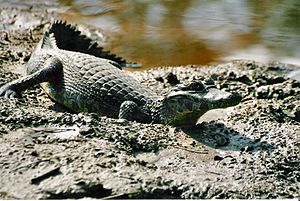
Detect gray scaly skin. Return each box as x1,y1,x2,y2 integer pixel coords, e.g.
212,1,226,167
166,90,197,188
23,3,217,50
0,21,241,126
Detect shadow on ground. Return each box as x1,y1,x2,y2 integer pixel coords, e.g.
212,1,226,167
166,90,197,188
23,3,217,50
180,122,274,152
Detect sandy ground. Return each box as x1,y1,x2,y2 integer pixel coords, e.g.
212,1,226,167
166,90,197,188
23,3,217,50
0,3,299,199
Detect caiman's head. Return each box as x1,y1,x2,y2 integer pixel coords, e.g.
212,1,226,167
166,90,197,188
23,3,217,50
160,79,242,126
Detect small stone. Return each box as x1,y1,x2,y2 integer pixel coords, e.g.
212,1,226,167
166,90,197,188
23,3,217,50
166,72,180,85
293,106,300,122
228,72,237,79
30,151,38,157
214,155,223,161
236,75,253,85
247,63,256,69
256,85,270,99
291,81,300,88
155,76,164,82
266,76,286,85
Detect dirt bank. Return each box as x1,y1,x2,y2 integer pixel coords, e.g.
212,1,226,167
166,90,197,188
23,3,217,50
0,4,299,199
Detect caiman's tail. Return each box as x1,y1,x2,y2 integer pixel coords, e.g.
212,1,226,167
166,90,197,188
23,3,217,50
44,20,128,68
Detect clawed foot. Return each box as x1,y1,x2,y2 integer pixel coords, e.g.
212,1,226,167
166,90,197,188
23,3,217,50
0,85,20,98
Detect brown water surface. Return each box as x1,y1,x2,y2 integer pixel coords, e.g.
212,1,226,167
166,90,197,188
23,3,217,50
59,1,300,68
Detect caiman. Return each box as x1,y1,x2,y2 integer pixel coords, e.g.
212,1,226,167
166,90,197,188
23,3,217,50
0,21,241,126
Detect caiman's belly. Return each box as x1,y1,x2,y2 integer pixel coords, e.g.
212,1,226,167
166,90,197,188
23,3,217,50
40,82,119,117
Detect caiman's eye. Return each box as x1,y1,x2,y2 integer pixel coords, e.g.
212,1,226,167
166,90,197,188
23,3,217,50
203,78,215,85
173,80,205,91
187,80,205,91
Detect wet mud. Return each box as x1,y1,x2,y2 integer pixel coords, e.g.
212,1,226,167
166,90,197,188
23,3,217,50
0,5,299,199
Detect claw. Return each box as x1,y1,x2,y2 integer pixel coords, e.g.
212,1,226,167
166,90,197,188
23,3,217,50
0,85,19,98
0,86,6,96
5,89,18,98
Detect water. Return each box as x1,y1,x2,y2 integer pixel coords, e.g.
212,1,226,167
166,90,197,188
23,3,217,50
10,0,300,68
57,0,300,68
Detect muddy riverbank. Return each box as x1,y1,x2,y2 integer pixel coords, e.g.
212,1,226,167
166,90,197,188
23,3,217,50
0,4,299,199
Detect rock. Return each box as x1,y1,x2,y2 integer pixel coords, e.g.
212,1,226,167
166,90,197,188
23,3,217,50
166,72,180,85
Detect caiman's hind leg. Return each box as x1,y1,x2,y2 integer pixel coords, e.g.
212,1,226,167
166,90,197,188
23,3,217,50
0,57,62,98
118,101,151,123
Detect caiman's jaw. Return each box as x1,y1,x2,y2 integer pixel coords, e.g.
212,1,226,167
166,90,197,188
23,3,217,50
161,80,242,126
202,87,241,110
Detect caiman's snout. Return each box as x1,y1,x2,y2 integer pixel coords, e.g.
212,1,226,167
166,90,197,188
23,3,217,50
204,88,242,109
163,80,242,125
172,79,242,110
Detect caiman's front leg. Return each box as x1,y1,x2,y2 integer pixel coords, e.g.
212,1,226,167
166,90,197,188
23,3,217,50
118,101,139,121
119,101,152,123
0,57,62,98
